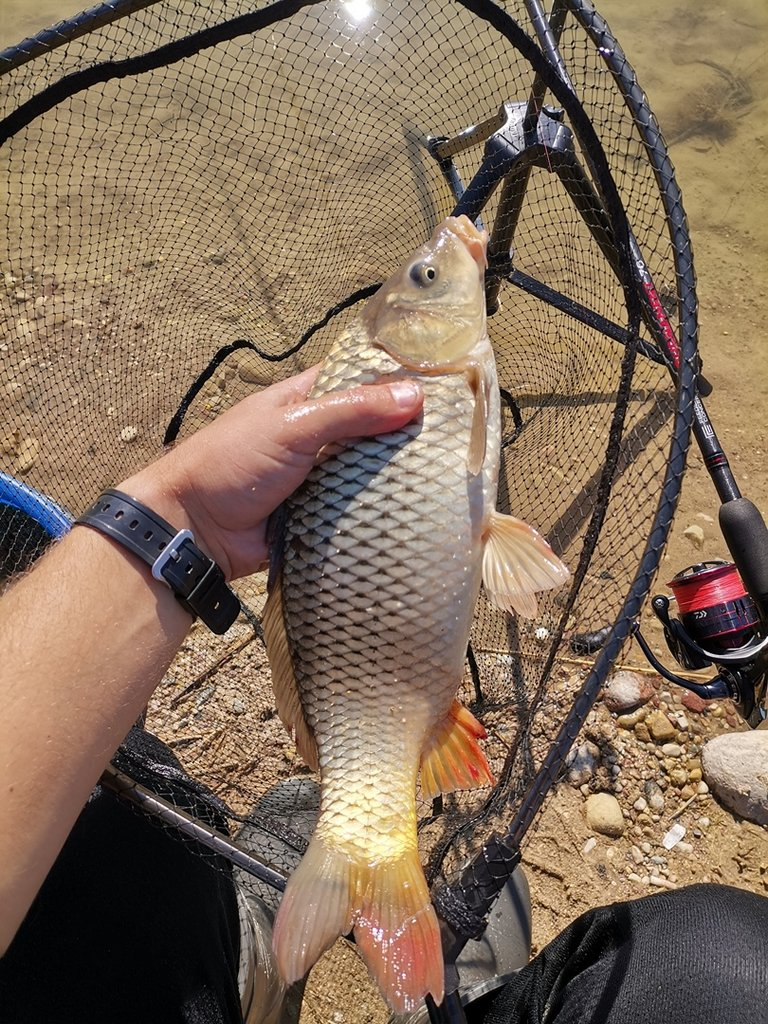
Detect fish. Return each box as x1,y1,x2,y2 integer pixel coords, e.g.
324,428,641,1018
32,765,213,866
263,215,569,1012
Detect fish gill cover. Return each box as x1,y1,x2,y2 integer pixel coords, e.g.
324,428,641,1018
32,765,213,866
0,0,696,970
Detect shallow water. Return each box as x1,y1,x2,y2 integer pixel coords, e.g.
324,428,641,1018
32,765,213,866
1,0,765,581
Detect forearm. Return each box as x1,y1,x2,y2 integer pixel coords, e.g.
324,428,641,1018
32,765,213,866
0,372,423,955
0,520,192,953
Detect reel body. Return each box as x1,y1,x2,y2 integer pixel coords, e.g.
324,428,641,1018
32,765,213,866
634,560,768,728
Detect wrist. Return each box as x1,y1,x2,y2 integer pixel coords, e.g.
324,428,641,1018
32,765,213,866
76,488,241,634
118,461,195,540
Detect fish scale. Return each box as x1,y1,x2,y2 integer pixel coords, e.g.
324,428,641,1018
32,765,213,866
267,216,568,1011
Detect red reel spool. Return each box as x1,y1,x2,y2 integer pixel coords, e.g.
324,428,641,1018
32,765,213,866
669,560,759,651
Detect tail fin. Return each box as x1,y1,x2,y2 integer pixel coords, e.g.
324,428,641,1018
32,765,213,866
273,837,444,1013
354,851,444,1012
272,837,356,984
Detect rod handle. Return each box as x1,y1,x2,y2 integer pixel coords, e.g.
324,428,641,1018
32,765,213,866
719,498,768,616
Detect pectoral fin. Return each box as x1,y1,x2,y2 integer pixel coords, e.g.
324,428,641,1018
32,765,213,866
466,364,489,476
419,699,494,799
482,510,569,618
262,578,318,770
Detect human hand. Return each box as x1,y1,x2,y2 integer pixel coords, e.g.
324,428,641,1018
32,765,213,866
120,368,423,581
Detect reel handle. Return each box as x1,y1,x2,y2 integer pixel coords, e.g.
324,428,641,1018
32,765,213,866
719,498,768,617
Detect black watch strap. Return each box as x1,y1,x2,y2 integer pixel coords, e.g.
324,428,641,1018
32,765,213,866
77,489,241,634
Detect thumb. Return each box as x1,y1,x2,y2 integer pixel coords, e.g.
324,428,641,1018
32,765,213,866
282,379,424,455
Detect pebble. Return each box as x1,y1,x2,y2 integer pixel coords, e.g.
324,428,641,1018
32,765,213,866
676,841,694,854
649,875,678,890
661,743,683,758
681,691,711,714
582,837,597,855
701,732,768,825
683,524,705,549
120,425,139,443
647,710,677,743
616,708,646,729
237,351,273,385
603,671,654,713
14,436,39,472
644,780,665,812
232,698,246,715
567,741,601,786
630,845,644,864
627,872,642,884
585,793,626,837
633,797,648,812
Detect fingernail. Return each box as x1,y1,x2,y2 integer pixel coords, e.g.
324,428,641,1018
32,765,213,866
388,380,422,408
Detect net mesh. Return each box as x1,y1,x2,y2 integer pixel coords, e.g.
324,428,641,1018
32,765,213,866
0,0,696,894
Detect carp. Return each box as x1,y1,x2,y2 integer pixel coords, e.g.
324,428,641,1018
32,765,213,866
264,216,568,1011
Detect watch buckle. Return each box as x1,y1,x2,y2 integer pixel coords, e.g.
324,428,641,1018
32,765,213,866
151,528,195,583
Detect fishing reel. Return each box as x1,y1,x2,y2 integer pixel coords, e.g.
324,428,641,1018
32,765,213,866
633,560,768,728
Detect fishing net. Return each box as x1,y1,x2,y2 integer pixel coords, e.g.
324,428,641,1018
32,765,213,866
0,0,697,964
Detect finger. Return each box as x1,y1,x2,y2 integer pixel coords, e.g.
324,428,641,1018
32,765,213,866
271,365,321,403
281,380,423,456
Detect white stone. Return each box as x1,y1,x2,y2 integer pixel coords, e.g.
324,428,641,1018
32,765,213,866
649,875,677,890
662,824,686,850
683,524,705,549
602,670,654,713
567,741,601,786
702,732,768,825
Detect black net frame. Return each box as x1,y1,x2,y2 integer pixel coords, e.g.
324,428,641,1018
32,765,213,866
0,0,699,963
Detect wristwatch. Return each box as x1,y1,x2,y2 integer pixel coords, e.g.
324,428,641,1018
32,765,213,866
77,489,241,634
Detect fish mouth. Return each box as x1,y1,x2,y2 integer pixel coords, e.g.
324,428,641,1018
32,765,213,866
442,215,488,270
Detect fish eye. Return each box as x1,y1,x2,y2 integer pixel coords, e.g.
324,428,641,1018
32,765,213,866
409,262,439,287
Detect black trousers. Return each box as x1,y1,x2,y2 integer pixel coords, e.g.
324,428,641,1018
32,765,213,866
2,732,766,1023
470,883,768,1024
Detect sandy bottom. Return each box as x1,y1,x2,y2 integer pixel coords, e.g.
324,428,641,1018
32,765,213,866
1,0,766,1020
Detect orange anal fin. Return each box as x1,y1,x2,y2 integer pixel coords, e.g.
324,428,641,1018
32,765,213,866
354,852,444,1013
262,577,318,770
420,700,494,800
482,510,570,619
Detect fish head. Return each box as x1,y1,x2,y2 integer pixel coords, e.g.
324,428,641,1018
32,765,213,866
363,215,488,371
